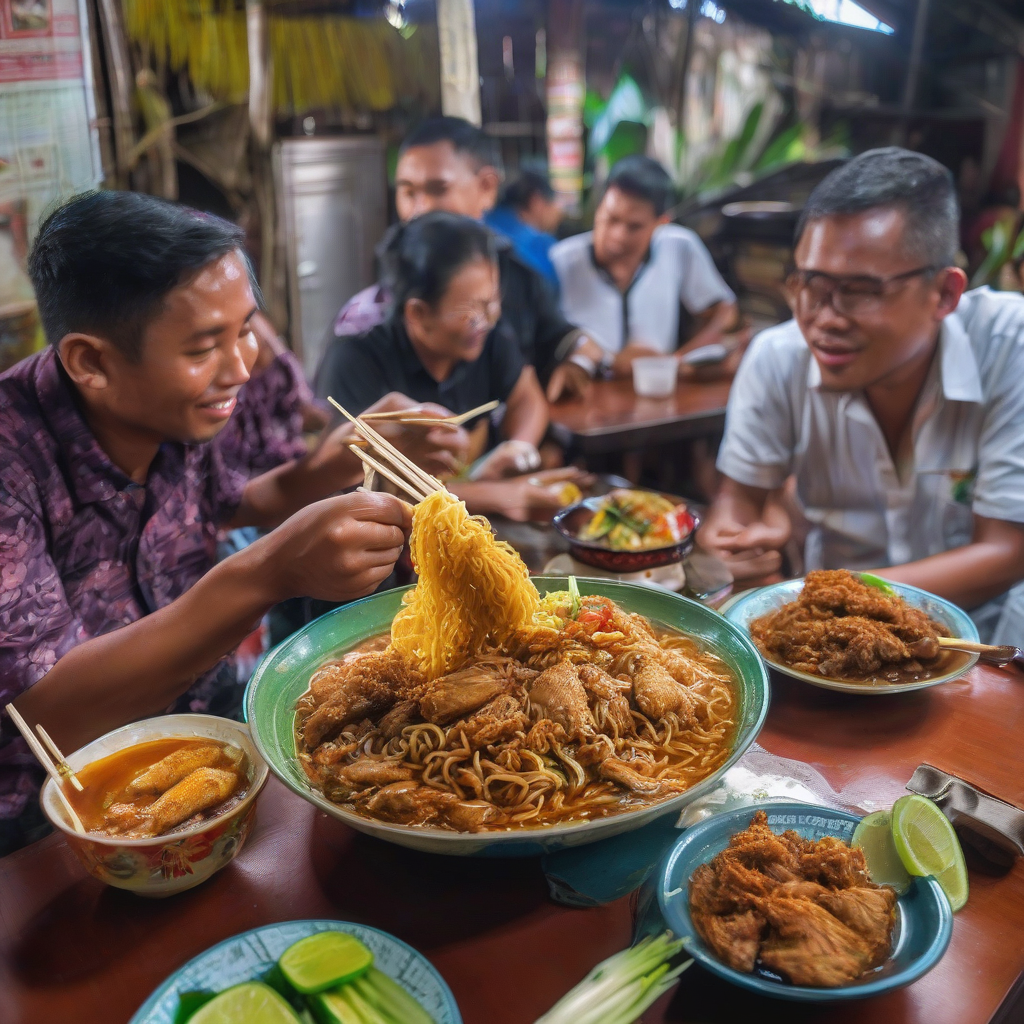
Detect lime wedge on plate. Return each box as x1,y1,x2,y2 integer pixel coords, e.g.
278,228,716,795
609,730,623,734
189,982,300,1024
279,931,374,994
852,809,913,895
891,794,969,911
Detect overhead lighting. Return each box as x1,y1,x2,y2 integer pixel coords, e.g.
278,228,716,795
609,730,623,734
780,0,894,34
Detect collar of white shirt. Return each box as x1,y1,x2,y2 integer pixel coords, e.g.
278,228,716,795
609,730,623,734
804,311,984,404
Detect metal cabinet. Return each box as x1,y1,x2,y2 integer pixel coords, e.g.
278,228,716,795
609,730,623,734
276,136,387,378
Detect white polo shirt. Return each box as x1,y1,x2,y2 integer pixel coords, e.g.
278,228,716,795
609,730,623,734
550,224,736,354
717,287,1024,642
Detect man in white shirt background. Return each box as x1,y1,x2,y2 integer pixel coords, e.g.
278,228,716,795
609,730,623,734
552,155,740,379
700,147,1024,643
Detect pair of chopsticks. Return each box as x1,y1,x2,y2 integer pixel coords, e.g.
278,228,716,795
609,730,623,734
5,703,86,833
359,399,498,429
329,397,450,504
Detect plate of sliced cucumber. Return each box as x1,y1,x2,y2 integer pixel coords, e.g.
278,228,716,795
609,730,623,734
129,919,462,1024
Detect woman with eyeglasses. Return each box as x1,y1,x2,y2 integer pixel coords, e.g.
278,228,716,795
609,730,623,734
318,211,585,520
700,147,1024,644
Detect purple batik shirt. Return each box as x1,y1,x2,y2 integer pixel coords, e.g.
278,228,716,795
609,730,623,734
0,347,309,822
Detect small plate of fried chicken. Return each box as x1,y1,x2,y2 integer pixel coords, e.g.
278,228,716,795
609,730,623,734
659,803,952,1000
724,571,979,693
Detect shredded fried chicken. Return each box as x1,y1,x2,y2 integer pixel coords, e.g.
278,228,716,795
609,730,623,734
689,810,897,988
750,569,949,682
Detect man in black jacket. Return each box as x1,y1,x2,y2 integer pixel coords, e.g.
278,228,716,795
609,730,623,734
318,117,591,402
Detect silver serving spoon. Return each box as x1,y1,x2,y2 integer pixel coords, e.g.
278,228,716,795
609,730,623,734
936,636,1024,669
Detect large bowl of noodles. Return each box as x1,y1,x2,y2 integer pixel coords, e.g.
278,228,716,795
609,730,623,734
245,578,769,856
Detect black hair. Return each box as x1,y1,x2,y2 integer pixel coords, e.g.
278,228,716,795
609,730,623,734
605,155,676,217
501,170,554,211
28,190,249,361
380,211,497,312
399,116,503,176
796,147,959,266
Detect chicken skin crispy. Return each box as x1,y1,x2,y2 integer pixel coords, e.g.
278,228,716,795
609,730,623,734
689,811,896,987
750,569,949,682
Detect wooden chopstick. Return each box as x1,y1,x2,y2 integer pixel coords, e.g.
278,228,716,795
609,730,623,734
347,444,428,502
37,724,83,792
329,397,445,495
5,704,86,833
361,399,499,426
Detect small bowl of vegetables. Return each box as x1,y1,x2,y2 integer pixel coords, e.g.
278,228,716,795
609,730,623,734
553,489,699,572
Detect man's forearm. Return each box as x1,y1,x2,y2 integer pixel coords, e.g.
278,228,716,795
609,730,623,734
680,301,738,354
231,446,361,529
877,541,1024,610
14,540,285,751
502,368,549,447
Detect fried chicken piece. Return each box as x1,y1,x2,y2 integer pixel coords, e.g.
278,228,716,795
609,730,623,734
378,700,419,740
126,744,223,796
753,894,873,987
816,886,897,965
303,650,418,747
726,810,803,880
456,693,529,751
418,664,511,725
337,760,414,786
362,780,458,825
444,799,506,831
143,767,239,836
598,756,662,793
578,663,631,700
799,835,873,889
632,656,697,724
691,909,765,972
528,661,593,739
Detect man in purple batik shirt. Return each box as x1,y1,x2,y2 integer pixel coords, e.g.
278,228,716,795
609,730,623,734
0,191,468,854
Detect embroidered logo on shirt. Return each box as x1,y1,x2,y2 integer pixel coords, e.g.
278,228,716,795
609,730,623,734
949,470,976,505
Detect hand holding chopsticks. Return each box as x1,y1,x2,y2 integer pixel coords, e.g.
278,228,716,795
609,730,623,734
330,397,449,505
5,703,86,833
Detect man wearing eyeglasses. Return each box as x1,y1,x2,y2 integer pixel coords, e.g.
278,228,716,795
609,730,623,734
701,147,1024,642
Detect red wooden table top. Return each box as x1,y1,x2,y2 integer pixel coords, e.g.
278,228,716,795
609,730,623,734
1,662,1022,1024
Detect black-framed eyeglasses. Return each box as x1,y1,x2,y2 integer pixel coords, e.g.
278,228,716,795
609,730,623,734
784,265,939,317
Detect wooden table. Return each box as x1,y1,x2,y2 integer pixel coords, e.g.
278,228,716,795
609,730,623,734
1,663,1022,1024
548,377,732,456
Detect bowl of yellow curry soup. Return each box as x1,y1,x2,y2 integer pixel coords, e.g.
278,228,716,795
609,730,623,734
40,714,268,897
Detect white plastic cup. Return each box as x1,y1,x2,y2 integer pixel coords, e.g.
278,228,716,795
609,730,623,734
632,356,678,397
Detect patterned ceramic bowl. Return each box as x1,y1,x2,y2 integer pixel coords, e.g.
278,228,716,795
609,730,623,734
40,714,268,898
553,495,700,572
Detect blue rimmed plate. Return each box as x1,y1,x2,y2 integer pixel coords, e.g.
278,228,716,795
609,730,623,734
129,919,462,1023
722,578,979,693
658,802,953,1001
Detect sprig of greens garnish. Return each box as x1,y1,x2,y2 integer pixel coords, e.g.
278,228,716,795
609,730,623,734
568,576,581,619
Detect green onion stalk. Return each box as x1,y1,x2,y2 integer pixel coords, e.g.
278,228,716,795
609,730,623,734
533,932,691,1024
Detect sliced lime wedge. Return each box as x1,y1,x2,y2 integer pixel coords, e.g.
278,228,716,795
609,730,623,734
852,809,913,895
189,982,300,1024
278,931,374,995
891,794,969,912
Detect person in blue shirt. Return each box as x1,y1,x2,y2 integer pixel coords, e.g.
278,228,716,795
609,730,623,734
485,171,562,291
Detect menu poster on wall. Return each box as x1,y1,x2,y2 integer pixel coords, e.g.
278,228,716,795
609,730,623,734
0,0,83,84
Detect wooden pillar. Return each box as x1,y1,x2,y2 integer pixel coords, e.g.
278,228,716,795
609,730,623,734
94,0,135,188
246,0,285,328
546,0,585,215
437,0,482,126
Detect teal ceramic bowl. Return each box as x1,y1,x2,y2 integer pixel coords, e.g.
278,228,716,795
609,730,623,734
658,802,953,1001
245,577,770,856
723,578,979,694
129,919,461,1023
